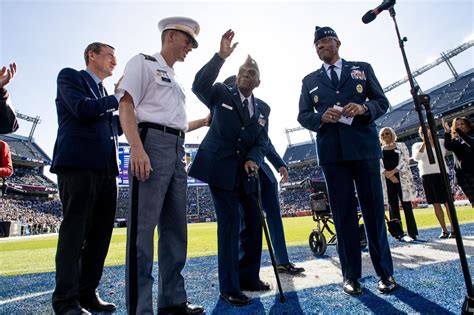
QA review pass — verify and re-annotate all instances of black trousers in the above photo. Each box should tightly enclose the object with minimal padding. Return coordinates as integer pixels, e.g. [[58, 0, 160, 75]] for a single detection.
[[52, 169, 117, 312], [386, 174, 418, 237]]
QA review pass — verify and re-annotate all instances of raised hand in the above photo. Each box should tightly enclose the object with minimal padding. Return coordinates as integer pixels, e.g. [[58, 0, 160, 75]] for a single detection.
[[0, 63, 16, 89], [442, 118, 451, 133], [218, 29, 238, 60]]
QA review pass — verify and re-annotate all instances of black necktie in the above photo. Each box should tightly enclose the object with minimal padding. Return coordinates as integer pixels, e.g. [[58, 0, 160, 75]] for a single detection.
[[329, 65, 339, 88], [242, 98, 251, 121], [98, 82, 105, 98]]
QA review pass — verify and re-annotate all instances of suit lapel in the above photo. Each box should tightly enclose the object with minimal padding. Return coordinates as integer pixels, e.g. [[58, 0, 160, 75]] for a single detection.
[[339, 59, 351, 88], [247, 95, 260, 126], [317, 65, 333, 89], [230, 87, 248, 124], [80, 70, 101, 99]]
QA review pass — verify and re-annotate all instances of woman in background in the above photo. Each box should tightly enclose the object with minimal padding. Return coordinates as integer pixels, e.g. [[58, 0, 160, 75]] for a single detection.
[[379, 127, 418, 242], [444, 117, 474, 208], [412, 127, 453, 238]]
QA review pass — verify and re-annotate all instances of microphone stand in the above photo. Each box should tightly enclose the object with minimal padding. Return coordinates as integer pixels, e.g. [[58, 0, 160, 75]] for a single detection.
[[386, 5, 473, 314]]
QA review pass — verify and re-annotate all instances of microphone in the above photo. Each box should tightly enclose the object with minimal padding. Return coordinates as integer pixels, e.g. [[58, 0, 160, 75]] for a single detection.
[[362, 0, 396, 24]]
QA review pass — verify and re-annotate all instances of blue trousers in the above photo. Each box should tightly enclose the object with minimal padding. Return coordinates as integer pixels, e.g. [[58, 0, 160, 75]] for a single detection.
[[259, 175, 290, 264], [322, 159, 394, 280], [209, 184, 262, 294]]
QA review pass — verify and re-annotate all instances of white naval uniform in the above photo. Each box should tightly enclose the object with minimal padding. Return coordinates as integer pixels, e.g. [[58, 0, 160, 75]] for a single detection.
[[120, 52, 189, 313]]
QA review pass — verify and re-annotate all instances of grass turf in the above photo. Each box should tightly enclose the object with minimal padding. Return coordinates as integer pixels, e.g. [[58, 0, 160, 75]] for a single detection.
[[0, 206, 472, 276]]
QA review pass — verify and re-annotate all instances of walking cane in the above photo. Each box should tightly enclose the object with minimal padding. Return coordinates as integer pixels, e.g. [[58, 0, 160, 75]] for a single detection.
[[253, 170, 286, 303]]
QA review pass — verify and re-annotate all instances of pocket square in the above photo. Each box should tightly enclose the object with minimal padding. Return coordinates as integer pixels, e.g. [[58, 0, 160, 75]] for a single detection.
[[221, 103, 233, 110]]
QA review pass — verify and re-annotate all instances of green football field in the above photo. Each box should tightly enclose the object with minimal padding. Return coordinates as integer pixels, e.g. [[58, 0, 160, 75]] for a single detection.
[[0, 207, 472, 276]]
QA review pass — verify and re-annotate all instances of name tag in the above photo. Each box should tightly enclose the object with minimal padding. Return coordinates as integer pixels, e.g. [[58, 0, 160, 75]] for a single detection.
[[157, 69, 171, 83], [221, 103, 233, 110]]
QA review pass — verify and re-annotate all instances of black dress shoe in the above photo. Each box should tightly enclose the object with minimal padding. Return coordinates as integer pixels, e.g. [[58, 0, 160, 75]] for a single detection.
[[277, 263, 305, 275], [241, 280, 271, 292], [157, 301, 205, 314], [56, 305, 91, 315], [377, 276, 398, 293], [219, 292, 250, 307], [79, 293, 116, 312], [343, 279, 362, 296]]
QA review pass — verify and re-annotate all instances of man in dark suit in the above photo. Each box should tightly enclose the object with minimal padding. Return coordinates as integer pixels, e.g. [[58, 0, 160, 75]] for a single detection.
[[51, 42, 121, 314], [189, 30, 270, 306], [223, 75, 304, 275], [298, 26, 397, 296]]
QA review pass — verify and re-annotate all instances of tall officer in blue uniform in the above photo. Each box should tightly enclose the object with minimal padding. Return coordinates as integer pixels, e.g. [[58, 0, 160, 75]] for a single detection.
[[189, 30, 270, 306], [223, 75, 305, 275], [51, 42, 120, 314], [298, 26, 397, 296]]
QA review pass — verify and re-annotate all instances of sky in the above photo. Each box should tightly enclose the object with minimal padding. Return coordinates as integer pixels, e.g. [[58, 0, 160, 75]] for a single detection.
[[1, 0, 473, 180]]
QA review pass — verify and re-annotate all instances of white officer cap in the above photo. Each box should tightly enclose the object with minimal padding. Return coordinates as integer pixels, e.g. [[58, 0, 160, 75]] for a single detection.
[[158, 16, 200, 48]]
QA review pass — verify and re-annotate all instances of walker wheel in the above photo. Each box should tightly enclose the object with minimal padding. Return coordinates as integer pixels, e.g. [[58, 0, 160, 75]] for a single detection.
[[309, 230, 327, 256]]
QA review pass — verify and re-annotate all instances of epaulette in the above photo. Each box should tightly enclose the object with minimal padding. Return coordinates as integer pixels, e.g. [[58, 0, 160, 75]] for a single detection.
[[140, 53, 157, 62]]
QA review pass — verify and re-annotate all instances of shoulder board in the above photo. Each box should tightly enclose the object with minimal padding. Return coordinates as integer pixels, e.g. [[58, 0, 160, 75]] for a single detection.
[[140, 53, 157, 62]]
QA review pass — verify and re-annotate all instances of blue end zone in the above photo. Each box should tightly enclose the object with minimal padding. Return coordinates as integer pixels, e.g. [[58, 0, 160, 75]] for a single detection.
[[1, 224, 473, 314]]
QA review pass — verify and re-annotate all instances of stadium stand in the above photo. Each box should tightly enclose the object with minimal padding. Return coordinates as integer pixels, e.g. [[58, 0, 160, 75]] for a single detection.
[[1, 67, 472, 237], [376, 69, 474, 136], [0, 134, 62, 236]]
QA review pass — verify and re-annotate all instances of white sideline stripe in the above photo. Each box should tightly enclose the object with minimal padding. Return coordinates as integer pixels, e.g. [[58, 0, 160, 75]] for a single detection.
[[0, 290, 53, 305]]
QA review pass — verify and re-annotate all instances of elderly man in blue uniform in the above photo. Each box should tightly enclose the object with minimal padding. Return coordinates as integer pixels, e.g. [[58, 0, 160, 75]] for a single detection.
[[223, 75, 305, 276], [51, 42, 120, 314], [189, 30, 271, 306], [298, 26, 397, 296], [118, 17, 204, 315]]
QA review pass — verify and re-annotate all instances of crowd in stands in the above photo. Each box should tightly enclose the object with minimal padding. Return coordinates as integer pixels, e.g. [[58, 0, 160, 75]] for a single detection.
[[8, 166, 56, 188], [1, 142, 471, 236], [115, 186, 217, 223], [287, 162, 324, 182], [186, 186, 216, 222], [116, 188, 129, 220], [0, 197, 62, 234]]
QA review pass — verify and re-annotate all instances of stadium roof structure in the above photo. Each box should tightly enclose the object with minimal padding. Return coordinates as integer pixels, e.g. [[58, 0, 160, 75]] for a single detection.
[[282, 140, 317, 165], [376, 68, 474, 134], [0, 134, 52, 166]]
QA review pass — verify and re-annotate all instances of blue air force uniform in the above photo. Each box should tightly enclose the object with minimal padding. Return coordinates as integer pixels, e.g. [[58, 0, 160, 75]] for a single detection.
[[189, 53, 269, 295], [298, 57, 394, 281]]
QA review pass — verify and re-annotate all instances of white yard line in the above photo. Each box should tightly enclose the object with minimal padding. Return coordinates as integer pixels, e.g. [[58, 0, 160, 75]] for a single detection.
[[0, 290, 53, 305]]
